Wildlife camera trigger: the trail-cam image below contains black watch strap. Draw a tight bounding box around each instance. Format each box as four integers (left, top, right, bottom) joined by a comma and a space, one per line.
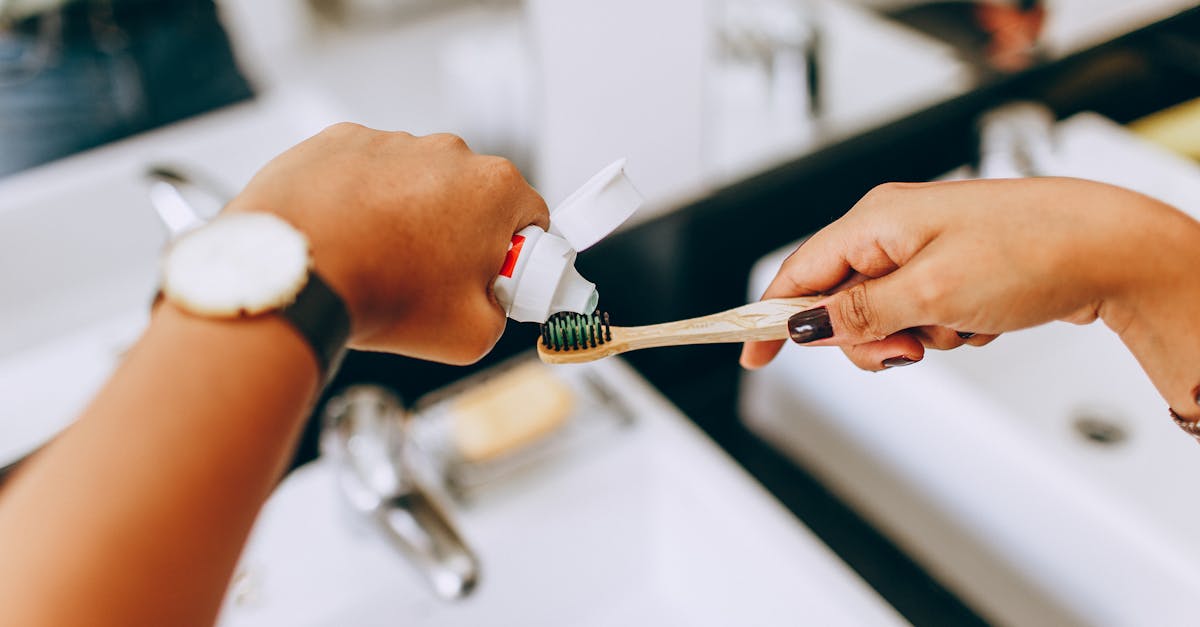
279, 271, 351, 382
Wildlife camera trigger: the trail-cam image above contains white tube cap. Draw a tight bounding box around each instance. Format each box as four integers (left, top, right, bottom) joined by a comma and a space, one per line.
549, 158, 644, 251
502, 230, 599, 323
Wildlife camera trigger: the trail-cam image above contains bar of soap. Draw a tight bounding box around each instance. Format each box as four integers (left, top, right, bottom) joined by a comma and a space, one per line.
451, 361, 574, 463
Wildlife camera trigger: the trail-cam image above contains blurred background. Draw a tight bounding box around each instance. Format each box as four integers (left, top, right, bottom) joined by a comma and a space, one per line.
3, 1, 1200, 625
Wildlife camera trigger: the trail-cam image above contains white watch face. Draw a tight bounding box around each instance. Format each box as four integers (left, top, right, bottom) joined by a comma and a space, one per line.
162, 213, 311, 317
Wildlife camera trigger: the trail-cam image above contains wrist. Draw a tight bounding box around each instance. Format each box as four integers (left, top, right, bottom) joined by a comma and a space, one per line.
1051, 182, 1193, 331
1097, 196, 1200, 418
161, 206, 353, 380
221, 198, 374, 344
152, 299, 321, 385
1101, 200, 1200, 332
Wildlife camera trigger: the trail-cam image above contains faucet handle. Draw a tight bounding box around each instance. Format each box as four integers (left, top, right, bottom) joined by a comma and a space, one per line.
376, 489, 480, 599
143, 164, 230, 238
321, 385, 481, 600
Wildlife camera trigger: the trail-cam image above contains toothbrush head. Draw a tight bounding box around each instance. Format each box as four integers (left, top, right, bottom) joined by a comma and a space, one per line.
539, 311, 612, 352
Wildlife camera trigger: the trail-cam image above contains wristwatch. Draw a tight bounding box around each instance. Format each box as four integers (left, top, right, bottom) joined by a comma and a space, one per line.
159, 212, 351, 381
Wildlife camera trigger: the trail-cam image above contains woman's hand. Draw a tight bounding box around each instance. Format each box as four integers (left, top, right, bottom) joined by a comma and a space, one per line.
740, 177, 1200, 416
228, 123, 550, 364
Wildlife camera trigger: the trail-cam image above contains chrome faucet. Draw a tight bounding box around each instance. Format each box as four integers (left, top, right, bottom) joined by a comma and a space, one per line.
715, 0, 822, 120
143, 164, 229, 238
321, 385, 481, 600
974, 100, 1058, 178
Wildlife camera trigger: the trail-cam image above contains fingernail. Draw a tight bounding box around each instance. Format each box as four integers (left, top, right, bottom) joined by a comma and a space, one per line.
788, 307, 833, 344
957, 331, 976, 339
882, 356, 917, 369
1193, 386, 1200, 407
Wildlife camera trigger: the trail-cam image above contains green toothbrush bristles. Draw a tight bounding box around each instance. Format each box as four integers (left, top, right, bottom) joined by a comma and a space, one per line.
540, 311, 612, 351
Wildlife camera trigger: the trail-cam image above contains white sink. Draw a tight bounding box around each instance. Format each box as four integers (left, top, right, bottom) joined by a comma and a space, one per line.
0, 92, 342, 466
218, 358, 905, 627
742, 114, 1200, 626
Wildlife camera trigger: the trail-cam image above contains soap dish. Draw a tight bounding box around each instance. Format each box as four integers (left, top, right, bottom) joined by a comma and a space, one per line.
408, 352, 633, 500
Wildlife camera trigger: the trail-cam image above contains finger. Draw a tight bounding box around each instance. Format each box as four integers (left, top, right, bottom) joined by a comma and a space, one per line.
841, 332, 926, 372
786, 260, 947, 347
743, 182, 943, 367
477, 156, 550, 231
357, 288, 505, 365
758, 220, 899, 303
911, 325, 969, 350
744, 268, 893, 369
963, 333, 1000, 347
507, 172, 549, 231
435, 289, 508, 365
740, 339, 784, 370
420, 132, 471, 151
762, 180, 949, 301
741, 234, 840, 369
515, 191, 550, 231
742, 271, 878, 369
525, 197, 551, 231
743, 226, 895, 368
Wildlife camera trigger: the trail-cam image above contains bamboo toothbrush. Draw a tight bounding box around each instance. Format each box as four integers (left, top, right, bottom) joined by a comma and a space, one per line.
537, 296, 823, 364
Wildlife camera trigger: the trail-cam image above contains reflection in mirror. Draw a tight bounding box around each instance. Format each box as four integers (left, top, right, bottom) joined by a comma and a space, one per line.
707, 0, 822, 177
705, 0, 975, 182
848, 0, 1200, 77
872, 0, 1047, 75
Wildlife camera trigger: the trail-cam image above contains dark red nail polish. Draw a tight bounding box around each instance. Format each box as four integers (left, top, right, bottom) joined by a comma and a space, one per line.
788, 307, 833, 344
882, 356, 916, 369
957, 331, 976, 339
1193, 386, 1200, 407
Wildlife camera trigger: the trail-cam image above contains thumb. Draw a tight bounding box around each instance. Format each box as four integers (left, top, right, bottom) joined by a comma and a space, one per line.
788, 270, 931, 346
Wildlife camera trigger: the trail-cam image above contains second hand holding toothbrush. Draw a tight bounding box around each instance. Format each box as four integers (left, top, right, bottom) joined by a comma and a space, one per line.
537, 296, 824, 364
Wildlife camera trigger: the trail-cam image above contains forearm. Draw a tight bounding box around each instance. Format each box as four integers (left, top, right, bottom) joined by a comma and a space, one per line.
1102, 198, 1200, 419
0, 304, 318, 626
1112, 282, 1200, 420
0, 124, 545, 626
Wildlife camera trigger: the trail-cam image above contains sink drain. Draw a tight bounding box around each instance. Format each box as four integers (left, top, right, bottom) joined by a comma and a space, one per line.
1072, 413, 1128, 446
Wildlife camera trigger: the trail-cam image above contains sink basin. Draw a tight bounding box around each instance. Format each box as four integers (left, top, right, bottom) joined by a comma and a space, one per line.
0, 92, 342, 467
218, 358, 905, 627
741, 114, 1200, 626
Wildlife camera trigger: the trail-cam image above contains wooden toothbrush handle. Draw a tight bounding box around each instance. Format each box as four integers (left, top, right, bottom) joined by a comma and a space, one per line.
620, 296, 824, 350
